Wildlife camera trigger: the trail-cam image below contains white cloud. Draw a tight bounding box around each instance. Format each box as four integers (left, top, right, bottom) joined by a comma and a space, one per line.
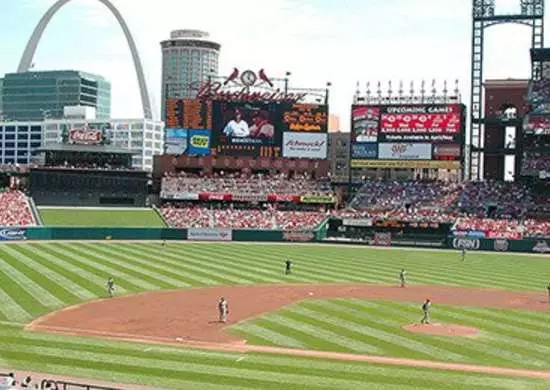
6, 0, 549, 129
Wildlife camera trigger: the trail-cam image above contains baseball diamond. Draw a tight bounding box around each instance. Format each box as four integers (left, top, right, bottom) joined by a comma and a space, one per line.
0, 241, 549, 389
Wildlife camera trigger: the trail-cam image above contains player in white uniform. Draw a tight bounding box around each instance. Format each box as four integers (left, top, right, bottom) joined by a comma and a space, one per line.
106, 277, 115, 298
399, 269, 407, 288
218, 297, 229, 323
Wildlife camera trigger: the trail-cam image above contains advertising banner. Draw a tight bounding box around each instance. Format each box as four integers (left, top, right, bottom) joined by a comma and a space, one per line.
231, 193, 268, 202
342, 218, 373, 227
268, 194, 297, 202
300, 195, 336, 203
486, 231, 522, 240
373, 232, 391, 246
165, 128, 188, 155
350, 160, 461, 169
198, 192, 232, 202
0, 228, 26, 241
160, 191, 199, 200
433, 144, 461, 160
351, 143, 378, 159
282, 231, 315, 242
378, 143, 432, 160
351, 106, 380, 142
451, 237, 481, 250
187, 129, 211, 155
187, 228, 232, 241
281, 104, 328, 132
282, 132, 327, 159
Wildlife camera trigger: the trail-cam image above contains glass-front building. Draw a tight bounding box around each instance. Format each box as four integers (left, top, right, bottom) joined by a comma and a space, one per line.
160, 30, 220, 119
0, 122, 43, 164
1, 70, 111, 121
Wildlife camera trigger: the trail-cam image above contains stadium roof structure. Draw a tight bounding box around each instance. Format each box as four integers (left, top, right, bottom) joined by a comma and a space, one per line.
33, 144, 140, 155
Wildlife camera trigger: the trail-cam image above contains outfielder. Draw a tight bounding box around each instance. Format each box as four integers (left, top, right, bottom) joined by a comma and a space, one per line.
218, 297, 229, 323
461, 247, 466, 261
420, 298, 431, 324
106, 277, 115, 298
547, 282, 550, 303
399, 269, 407, 288
285, 258, 293, 275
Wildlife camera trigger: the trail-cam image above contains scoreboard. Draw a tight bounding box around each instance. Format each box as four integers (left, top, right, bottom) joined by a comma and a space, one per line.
165, 99, 212, 129
350, 104, 465, 169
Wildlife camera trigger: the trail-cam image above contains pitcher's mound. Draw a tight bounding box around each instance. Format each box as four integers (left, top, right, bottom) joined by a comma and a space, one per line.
403, 323, 480, 337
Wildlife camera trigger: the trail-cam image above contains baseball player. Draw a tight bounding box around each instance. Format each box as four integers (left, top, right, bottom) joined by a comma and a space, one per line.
218, 297, 229, 323
285, 258, 293, 275
106, 277, 115, 298
399, 269, 407, 288
461, 247, 466, 261
420, 298, 431, 324
547, 282, 550, 303
162, 240, 166, 247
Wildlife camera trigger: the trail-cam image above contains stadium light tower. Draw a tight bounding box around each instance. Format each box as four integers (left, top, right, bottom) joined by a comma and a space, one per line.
468, 0, 544, 180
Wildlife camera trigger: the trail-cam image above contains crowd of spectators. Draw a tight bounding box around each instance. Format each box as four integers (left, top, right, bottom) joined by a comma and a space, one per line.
162, 203, 326, 230
339, 179, 550, 237
521, 153, 550, 174
0, 190, 36, 227
1, 372, 57, 389
161, 171, 333, 197
527, 79, 550, 106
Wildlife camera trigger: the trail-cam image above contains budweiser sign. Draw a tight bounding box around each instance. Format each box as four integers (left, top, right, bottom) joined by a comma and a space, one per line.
69, 129, 103, 145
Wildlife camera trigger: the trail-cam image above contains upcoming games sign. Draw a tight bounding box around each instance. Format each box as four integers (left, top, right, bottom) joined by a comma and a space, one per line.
350, 103, 464, 168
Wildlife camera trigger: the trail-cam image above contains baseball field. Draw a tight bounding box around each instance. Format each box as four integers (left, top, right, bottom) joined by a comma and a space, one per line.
37, 207, 167, 227
0, 241, 550, 389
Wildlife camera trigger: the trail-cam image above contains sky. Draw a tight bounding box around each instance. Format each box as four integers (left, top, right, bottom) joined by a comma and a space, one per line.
0, 0, 545, 130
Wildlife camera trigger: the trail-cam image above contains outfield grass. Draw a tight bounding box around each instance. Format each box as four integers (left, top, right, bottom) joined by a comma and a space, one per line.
38, 208, 166, 227
0, 242, 549, 389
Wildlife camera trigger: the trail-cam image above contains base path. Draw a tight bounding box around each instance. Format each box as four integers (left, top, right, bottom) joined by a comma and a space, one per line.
27, 284, 550, 380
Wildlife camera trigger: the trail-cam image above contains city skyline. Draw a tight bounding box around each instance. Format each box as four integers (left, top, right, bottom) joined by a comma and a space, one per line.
0, 0, 545, 130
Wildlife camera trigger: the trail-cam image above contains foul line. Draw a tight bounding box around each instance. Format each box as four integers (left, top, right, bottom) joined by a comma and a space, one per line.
26, 324, 550, 381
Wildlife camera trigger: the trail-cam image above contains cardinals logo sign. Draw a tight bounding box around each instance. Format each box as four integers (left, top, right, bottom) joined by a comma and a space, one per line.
196, 68, 307, 103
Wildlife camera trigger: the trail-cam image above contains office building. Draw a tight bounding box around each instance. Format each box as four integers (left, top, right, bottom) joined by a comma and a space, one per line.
0, 117, 163, 171
328, 131, 350, 181
160, 30, 221, 119
1, 70, 111, 121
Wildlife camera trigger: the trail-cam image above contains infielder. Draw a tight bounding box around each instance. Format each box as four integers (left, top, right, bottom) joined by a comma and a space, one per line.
461, 247, 466, 261
420, 298, 431, 324
547, 282, 550, 303
218, 297, 229, 323
285, 258, 293, 275
399, 269, 407, 288
106, 277, 115, 298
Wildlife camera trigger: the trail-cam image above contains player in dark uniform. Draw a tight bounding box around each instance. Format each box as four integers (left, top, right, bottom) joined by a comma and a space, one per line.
547, 282, 550, 303
285, 258, 293, 275
461, 247, 466, 261
106, 277, 115, 298
420, 298, 431, 324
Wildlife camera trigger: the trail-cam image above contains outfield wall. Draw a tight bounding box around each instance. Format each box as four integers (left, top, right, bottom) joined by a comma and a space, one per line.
0, 227, 548, 254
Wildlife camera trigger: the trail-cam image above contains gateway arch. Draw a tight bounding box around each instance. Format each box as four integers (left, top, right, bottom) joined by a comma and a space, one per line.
17, 0, 153, 119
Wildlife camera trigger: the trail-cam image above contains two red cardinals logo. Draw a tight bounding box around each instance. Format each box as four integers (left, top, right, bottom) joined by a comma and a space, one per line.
222, 68, 274, 87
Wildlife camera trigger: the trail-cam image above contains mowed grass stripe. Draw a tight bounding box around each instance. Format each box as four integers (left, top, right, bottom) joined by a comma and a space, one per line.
0, 344, 429, 390
0, 249, 64, 308
1, 325, 548, 390
326, 300, 538, 368
56, 244, 160, 291
229, 323, 306, 348
0, 286, 31, 322
117, 244, 226, 286
1, 245, 96, 301
34, 244, 130, 295
197, 245, 357, 283
73, 244, 174, 290
84, 244, 191, 288
141, 244, 268, 285
134, 244, 261, 285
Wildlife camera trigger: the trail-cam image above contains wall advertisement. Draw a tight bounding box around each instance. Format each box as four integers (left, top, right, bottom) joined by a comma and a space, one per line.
378, 143, 432, 160
187, 228, 232, 241
282, 132, 327, 159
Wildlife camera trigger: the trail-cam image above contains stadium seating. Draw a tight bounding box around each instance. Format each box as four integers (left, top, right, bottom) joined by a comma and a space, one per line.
161, 172, 333, 197
161, 204, 326, 230
0, 190, 36, 227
